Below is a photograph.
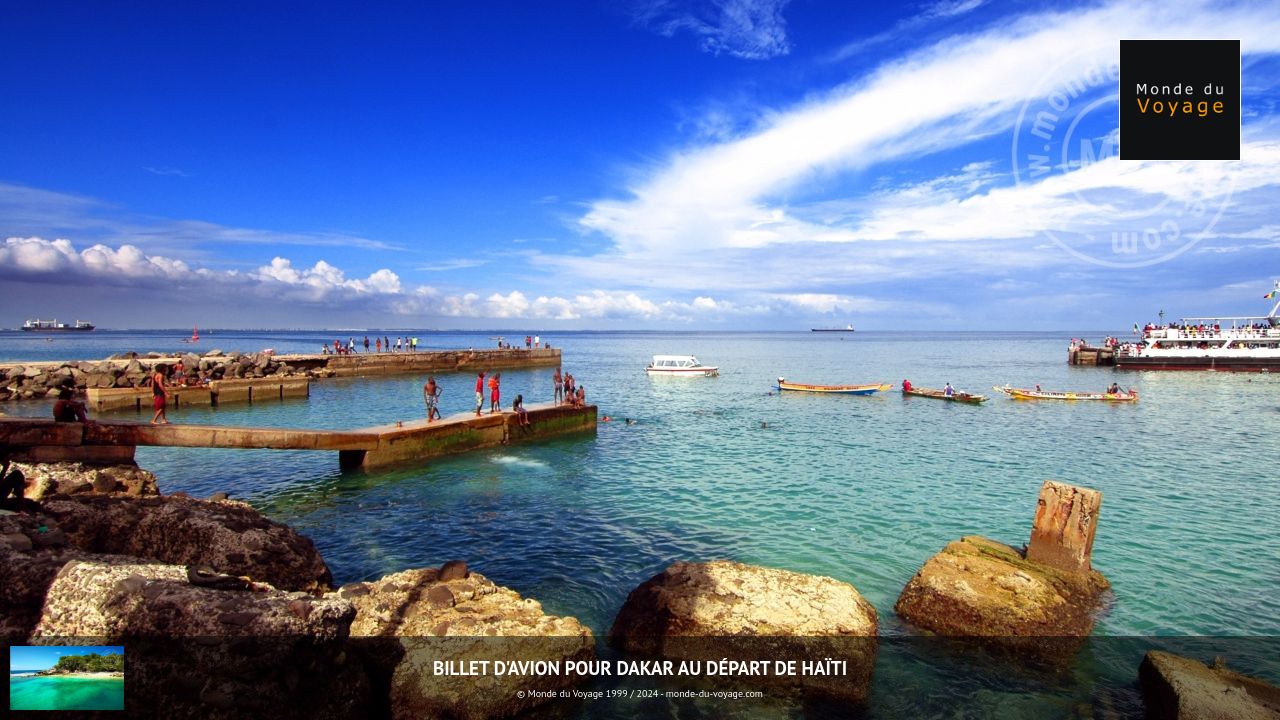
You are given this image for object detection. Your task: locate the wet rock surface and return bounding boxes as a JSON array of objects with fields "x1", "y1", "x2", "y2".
[
  {"x1": 1140, "y1": 650, "x2": 1280, "y2": 720},
  {"x1": 894, "y1": 536, "x2": 1109, "y2": 655},
  {"x1": 344, "y1": 565, "x2": 594, "y2": 720},
  {"x1": 609, "y1": 559, "x2": 878, "y2": 701}
]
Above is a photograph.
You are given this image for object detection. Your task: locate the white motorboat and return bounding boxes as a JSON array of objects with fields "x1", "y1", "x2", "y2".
[{"x1": 645, "y1": 355, "x2": 719, "y2": 377}]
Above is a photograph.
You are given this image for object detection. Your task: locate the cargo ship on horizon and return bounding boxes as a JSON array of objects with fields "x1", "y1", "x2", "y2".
[{"x1": 21, "y1": 319, "x2": 95, "y2": 332}]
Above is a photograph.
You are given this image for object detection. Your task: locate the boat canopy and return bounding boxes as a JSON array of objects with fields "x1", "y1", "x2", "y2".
[{"x1": 650, "y1": 355, "x2": 701, "y2": 368}]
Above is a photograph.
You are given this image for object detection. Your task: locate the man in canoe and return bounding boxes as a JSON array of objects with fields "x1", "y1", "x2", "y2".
[
  {"x1": 943, "y1": 382, "x2": 954, "y2": 397},
  {"x1": 902, "y1": 379, "x2": 913, "y2": 393},
  {"x1": 1107, "y1": 382, "x2": 1123, "y2": 395}
]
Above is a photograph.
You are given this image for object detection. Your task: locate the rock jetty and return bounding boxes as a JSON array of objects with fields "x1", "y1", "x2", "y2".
[
  {"x1": 0, "y1": 350, "x2": 315, "y2": 401},
  {"x1": 609, "y1": 559, "x2": 878, "y2": 701},
  {"x1": 895, "y1": 481, "x2": 1109, "y2": 660},
  {"x1": 1140, "y1": 650, "x2": 1280, "y2": 720}
]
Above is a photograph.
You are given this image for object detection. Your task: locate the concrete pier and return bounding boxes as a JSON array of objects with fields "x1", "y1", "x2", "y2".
[
  {"x1": 0, "y1": 402, "x2": 595, "y2": 470},
  {"x1": 283, "y1": 347, "x2": 561, "y2": 377},
  {"x1": 0, "y1": 347, "x2": 561, "y2": 403},
  {"x1": 86, "y1": 378, "x2": 310, "y2": 413},
  {"x1": 1067, "y1": 344, "x2": 1116, "y2": 366}
]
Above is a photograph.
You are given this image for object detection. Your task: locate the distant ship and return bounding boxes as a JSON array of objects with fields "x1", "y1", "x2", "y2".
[
  {"x1": 21, "y1": 319, "x2": 95, "y2": 332},
  {"x1": 811, "y1": 324, "x2": 855, "y2": 332}
]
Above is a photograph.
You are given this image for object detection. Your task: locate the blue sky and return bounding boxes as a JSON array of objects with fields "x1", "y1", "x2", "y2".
[
  {"x1": 1, "y1": 0, "x2": 1278, "y2": 329},
  {"x1": 9, "y1": 645, "x2": 124, "y2": 672}
]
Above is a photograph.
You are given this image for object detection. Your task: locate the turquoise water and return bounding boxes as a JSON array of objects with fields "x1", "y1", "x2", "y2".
[
  {"x1": 4, "y1": 330, "x2": 1279, "y2": 716},
  {"x1": 8, "y1": 674, "x2": 125, "y2": 710}
]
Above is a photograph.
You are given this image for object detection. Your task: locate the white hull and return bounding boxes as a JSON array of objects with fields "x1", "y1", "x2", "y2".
[{"x1": 645, "y1": 367, "x2": 719, "y2": 377}]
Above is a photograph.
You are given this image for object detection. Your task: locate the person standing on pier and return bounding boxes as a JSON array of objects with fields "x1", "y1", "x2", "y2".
[
  {"x1": 488, "y1": 373, "x2": 501, "y2": 414},
  {"x1": 475, "y1": 371, "x2": 485, "y2": 416},
  {"x1": 150, "y1": 364, "x2": 169, "y2": 424},
  {"x1": 364, "y1": 336, "x2": 370, "y2": 353},
  {"x1": 424, "y1": 377, "x2": 441, "y2": 422},
  {"x1": 553, "y1": 368, "x2": 563, "y2": 405},
  {"x1": 534, "y1": 335, "x2": 540, "y2": 348},
  {"x1": 375, "y1": 337, "x2": 382, "y2": 353}
]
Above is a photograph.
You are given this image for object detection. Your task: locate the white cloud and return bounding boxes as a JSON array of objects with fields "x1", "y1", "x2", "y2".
[
  {"x1": 634, "y1": 0, "x2": 792, "y2": 60},
  {"x1": 0, "y1": 236, "x2": 742, "y2": 323},
  {"x1": 574, "y1": 0, "x2": 1280, "y2": 293}
]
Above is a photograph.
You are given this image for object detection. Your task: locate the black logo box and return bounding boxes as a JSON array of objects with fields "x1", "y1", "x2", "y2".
[{"x1": 1120, "y1": 39, "x2": 1240, "y2": 160}]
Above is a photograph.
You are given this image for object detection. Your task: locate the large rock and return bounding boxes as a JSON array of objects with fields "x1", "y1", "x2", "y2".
[
  {"x1": 609, "y1": 559, "x2": 878, "y2": 701},
  {"x1": 39, "y1": 494, "x2": 332, "y2": 592},
  {"x1": 0, "y1": 511, "x2": 126, "y2": 642},
  {"x1": 894, "y1": 536, "x2": 1108, "y2": 656},
  {"x1": 1140, "y1": 650, "x2": 1280, "y2": 720},
  {"x1": 31, "y1": 560, "x2": 368, "y2": 720},
  {"x1": 344, "y1": 564, "x2": 594, "y2": 720},
  {"x1": 15, "y1": 461, "x2": 159, "y2": 500}
]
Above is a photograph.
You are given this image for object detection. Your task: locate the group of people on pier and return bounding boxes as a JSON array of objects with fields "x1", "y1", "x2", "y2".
[
  {"x1": 420, "y1": 366, "x2": 585, "y2": 424},
  {"x1": 323, "y1": 336, "x2": 421, "y2": 355}
]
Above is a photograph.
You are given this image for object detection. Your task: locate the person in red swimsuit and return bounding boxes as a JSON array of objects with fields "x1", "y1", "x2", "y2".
[{"x1": 488, "y1": 373, "x2": 501, "y2": 414}]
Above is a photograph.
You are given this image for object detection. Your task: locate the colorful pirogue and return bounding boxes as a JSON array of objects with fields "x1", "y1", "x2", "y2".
[
  {"x1": 776, "y1": 379, "x2": 892, "y2": 395},
  {"x1": 902, "y1": 386, "x2": 986, "y2": 404},
  {"x1": 993, "y1": 385, "x2": 1138, "y2": 402}
]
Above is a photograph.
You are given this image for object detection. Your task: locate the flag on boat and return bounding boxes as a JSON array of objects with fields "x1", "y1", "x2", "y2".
[
  {"x1": 1266, "y1": 290, "x2": 1277, "y2": 299},
  {"x1": 1132, "y1": 323, "x2": 1139, "y2": 333}
]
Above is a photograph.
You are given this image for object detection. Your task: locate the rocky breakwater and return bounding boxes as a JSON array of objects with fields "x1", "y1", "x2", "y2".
[
  {"x1": 609, "y1": 559, "x2": 878, "y2": 702},
  {"x1": 341, "y1": 562, "x2": 595, "y2": 720},
  {"x1": 0, "y1": 349, "x2": 317, "y2": 401},
  {"x1": 894, "y1": 480, "x2": 1110, "y2": 661}
]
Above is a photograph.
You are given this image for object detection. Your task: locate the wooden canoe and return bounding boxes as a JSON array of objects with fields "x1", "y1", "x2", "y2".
[
  {"x1": 902, "y1": 387, "x2": 986, "y2": 404},
  {"x1": 777, "y1": 381, "x2": 891, "y2": 395},
  {"x1": 993, "y1": 386, "x2": 1138, "y2": 402}
]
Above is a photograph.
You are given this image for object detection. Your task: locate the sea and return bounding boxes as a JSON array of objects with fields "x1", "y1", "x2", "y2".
[
  {"x1": 8, "y1": 673, "x2": 125, "y2": 711},
  {"x1": 3, "y1": 329, "x2": 1278, "y2": 718}
]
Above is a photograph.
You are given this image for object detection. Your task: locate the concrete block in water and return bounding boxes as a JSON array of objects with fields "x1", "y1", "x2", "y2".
[{"x1": 1027, "y1": 480, "x2": 1101, "y2": 574}]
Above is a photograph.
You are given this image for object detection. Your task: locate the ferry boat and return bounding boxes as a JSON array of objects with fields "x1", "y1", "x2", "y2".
[
  {"x1": 21, "y1": 319, "x2": 95, "y2": 332},
  {"x1": 811, "y1": 324, "x2": 855, "y2": 332},
  {"x1": 1116, "y1": 281, "x2": 1280, "y2": 371},
  {"x1": 645, "y1": 355, "x2": 719, "y2": 377}
]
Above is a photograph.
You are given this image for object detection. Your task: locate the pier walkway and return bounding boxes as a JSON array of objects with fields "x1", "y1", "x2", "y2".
[{"x1": 0, "y1": 402, "x2": 596, "y2": 470}]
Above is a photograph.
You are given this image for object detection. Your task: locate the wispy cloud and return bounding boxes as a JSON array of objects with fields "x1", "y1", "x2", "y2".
[
  {"x1": 0, "y1": 182, "x2": 401, "y2": 253},
  {"x1": 142, "y1": 165, "x2": 189, "y2": 177},
  {"x1": 633, "y1": 0, "x2": 793, "y2": 59},
  {"x1": 823, "y1": 0, "x2": 991, "y2": 63},
  {"x1": 417, "y1": 258, "x2": 488, "y2": 272}
]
